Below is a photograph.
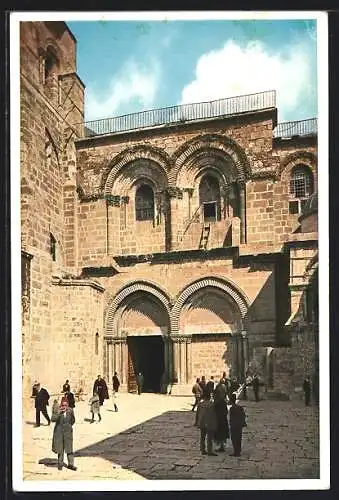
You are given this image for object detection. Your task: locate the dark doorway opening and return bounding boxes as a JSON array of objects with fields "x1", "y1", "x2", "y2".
[
  {"x1": 127, "y1": 335, "x2": 164, "y2": 393},
  {"x1": 203, "y1": 202, "x2": 217, "y2": 222}
]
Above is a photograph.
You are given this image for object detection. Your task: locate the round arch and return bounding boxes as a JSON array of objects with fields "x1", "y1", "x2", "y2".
[
  {"x1": 171, "y1": 276, "x2": 250, "y2": 336},
  {"x1": 102, "y1": 145, "x2": 171, "y2": 195},
  {"x1": 170, "y1": 134, "x2": 251, "y2": 187},
  {"x1": 105, "y1": 280, "x2": 172, "y2": 337},
  {"x1": 278, "y1": 151, "x2": 317, "y2": 178}
]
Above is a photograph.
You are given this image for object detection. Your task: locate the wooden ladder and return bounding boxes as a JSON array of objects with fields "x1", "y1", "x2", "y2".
[{"x1": 199, "y1": 223, "x2": 210, "y2": 250}]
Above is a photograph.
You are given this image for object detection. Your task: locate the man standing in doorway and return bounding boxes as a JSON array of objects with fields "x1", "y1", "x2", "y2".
[
  {"x1": 137, "y1": 372, "x2": 144, "y2": 395},
  {"x1": 112, "y1": 372, "x2": 120, "y2": 412}
]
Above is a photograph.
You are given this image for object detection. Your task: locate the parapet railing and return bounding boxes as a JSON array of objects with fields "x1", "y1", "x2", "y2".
[
  {"x1": 273, "y1": 118, "x2": 317, "y2": 138},
  {"x1": 81, "y1": 90, "x2": 276, "y2": 137}
]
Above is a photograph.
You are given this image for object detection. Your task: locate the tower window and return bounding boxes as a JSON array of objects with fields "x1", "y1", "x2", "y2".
[
  {"x1": 289, "y1": 165, "x2": 314, "y2": 214},
  {"x1": 95, "y1": 332, "x2": 99, "y2": 355},
  {"x1": 44, "y1": 49, "x2": 58, "y2": 82},
  {"x1": 50, "y1": 233, "x2": 56, "y2": 261},
  {"x1": 135, "y1": 184, "x2": 154, "y2": 221}
]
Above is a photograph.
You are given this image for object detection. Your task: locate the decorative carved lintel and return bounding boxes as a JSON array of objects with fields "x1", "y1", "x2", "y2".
[{"x1": 166, "y1": 187, "x2": 183, "y2": 199}]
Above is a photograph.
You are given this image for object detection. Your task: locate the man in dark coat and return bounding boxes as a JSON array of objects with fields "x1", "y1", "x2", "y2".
[
  {"x1": 252, "y1": 374, "x2": 260, "y2": 402},
  {"x1": 93, "y1": 375, "x2": 109, "y2": 406},
  {"x1": 196, "y1": 393, "x2": 218, "y2": 456},
  {"x1": 229, "y1": 393, "x2": 247, "y2": 457},
  {"x1": 34, "y1": 383, "x2": 50, "y2": 427},
  {"x1": 136, "y1": 372, "x2": 144, "y2": 395},
  {"x1": 205, "y1": 376, "x2": 215, "y2": 399},
  {"x1": 213, "y1": 394, "x2": 230, "y2": 452},
  {"x1": 51, "y1": 397, "x2": 77, "y2": 471},
  {"x1": 62, "y1": 380, "x2": 70, "y2": 393},
  {"x1": 198, "y1": 375, "x2": 207, "y2": 398},
  {"x1": 303, "y1": 376, "x2": 311, "y2": 406},
  {"x1": 112, "y1": 372, "x2": 120, "y2": 412}
]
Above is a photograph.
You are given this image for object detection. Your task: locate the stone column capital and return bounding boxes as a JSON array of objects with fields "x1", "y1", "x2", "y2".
[
  {"x1": 171, "y1": 334, "x2": 192, "y2": 344},
  {"x1": 104, "y1": 335, "x2": 127, "y2": 345}
]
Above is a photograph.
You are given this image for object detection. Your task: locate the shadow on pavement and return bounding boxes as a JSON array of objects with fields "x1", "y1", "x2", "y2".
[
  {"x1": 74, "y1": 409, "x2": 205, "y2": 479},
  {"x1": 38, "y1": 458, "x2": 59, "y2": 468}
]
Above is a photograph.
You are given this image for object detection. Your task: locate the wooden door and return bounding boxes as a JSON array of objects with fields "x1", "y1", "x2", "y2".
[{"x1": 127, "y1": 347, "x2": 137, "y2": 393}]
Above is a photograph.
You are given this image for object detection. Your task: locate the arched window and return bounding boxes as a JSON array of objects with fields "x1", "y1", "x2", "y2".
[
  {"x1": 135, "y1": 184, "x2": 155, "y2": 221},
  {"x1": 50, "y1": 233, "x2": 56, "y2": 261},
  {"x1": 44, "y1": 47, "x2": 58, "y2": 82},
  {"x1": 199, "y1": 175, "x2": 221, "y2": 221},
  {"x1": 95, "y1": 332, "x2": 99, "y2": 355},
  {"x1": 289, "y1": 165, "x2": 314, "y2": 214}
]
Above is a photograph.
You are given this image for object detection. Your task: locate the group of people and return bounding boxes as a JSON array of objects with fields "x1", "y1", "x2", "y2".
[
  {"x1": 88, "y1": 373, "x2": 120, "y2": 422},
  {"x1": 31, "y1": 373, "x2": 121, "y2": 471},
  {"x1": 192, "y1": 373, "x2": 247, "y2": 457}
]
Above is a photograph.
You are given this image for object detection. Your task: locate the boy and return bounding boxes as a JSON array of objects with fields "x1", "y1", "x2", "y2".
[
  {"x1": 196, "y1": 393, "x2": 218, "y2": 456},
  {"x1": 229, "y1": 393, "x2": 247, "y2": 457}
]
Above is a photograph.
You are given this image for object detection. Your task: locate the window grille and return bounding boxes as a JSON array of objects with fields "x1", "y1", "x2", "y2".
[
  {"x1": 290, "y1": 166, "x2": 313, "y2": 198},
  {"x1": 289, "y1": 165, "x2": 314, "y2": 215},
  {"x1": 135, "y1": 185, "x2": 154, "y2": 221}
]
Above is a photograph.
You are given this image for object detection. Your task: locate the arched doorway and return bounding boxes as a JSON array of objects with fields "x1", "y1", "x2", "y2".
[{"x1": 117, "y1": 291, "x2": 170, "y2": 393}]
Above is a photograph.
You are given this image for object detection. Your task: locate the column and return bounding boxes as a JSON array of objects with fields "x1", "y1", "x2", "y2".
[
  {"x1": 163, "y1": 336, "x2": 169, "y2": 381},
  {"x1": 107, "y1": 341, "x2": 113, "y2": 386},
  {"x1": 186, "y1": 336, "x2": 193, "y2": 384},
  {"x1": 172, "y1": 338, "x2": 180, "y2": 383},
  {"x1": 121, "y1": 338, "x2": 128, "y2": 386},
  {"x1": 180, "y1": 340, "x2": 186, "y2": 384},
  {"x1": 111, "y1": 337, "x2": 128, "y2": 389},
  {"x1": 239, "y1": 184, "x2": 246, "y2": 244}
]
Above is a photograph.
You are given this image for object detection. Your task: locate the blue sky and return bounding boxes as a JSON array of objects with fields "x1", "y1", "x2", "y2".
[{"x1": 67, "y1": 19, "x2": 317, "y2": 123}]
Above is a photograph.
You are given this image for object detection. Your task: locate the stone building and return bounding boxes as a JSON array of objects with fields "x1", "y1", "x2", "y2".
[{"x1": 20, "y1": 21, "x2": 319, "y2": 400}]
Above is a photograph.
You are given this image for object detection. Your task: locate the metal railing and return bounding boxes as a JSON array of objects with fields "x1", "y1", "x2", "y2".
[
  {"x1": 274, "y1": 118, "x2": 317, "y2": 138},
  {"x1": 82, "y1": 90, "x2": 276, "y2": 137}
]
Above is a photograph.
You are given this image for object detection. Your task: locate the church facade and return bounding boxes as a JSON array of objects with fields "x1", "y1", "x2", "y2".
[{"x1": 20, "y1": 21, "x2": 319, "y2": 400}]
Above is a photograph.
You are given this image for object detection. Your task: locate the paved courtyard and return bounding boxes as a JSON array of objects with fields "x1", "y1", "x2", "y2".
[{"x1": 22, "y1": 393, "x2": 319, "y2": 482}]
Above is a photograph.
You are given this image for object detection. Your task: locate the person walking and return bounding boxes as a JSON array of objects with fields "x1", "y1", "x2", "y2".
[
  {"x1": 303, "y1": 376, "x2": 311, "y2": 406},
  {"x1": 62, "y1": 379, "x2": 70, "y2": 393},
  {"x1": 136, "y1": 372, "x2": 144, "y2": 395},
  {"x1": 93, "y1": 375, "x2": 109, "y2": 406},
  {"x1": 191, "y1": 377, "x2": 203, "y2": 413},
  {"x1": 229, "y1": 393, "x2": 247, "y2": 457},
  {"x1": 252, "y1": 373, "x2": 260, "y2": 402},
  {"x1": 196, "y1": 393, "x2": 218, "y2": 456},
  {"x1": 89, "y1": 389, "x2": 101, "y2": 423},
  {"x1": 112, "y1": 371, "x2": 120, "y2": 412},
  {"x1": 34, "y1": 383, "x2": 51, "y2": 427},
  {"x1": 51, "y1": 396, "x2": 77, "y2": 471},
  {"x1": 213, "y1": 392, "x2": 230, "y2": 452}
]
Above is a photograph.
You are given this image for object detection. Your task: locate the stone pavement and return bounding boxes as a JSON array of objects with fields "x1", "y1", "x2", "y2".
[{"x1": 22, "y1": 393, "x2": 319, "y2": 481}]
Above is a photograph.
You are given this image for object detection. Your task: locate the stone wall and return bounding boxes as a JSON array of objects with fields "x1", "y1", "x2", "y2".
[{"x1": 50, "y1": 279, "x2": 104, "y2": 395}]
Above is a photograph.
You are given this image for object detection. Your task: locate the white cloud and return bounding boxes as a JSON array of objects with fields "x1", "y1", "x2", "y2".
[
  {"x1": 85, "y1": 58, "x2": 160, "y2": 121},
  {"x1": 179, "y1": 40, "x2": 315, "y2": 122}
]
